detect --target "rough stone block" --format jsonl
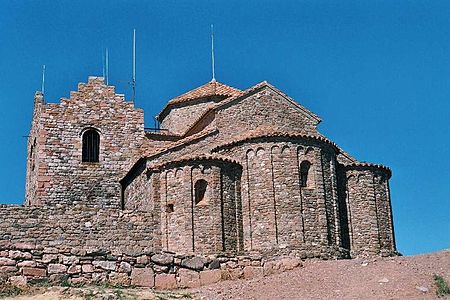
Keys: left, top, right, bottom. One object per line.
{"left": 151, "top": 253, "right": 173, "bottom": 265}
{"left": 17, "top": 260, "right": 36, "bottom": 268}
{"left": 109, "top": 272, "right": 130, "bottom": 286}
{"left": 22, "top": 267, "right": 46, "bottom": 277}
{"left": 48, "top": 263, "right": 67, "bottom": 274}
{"left": 0, "top": 240, "right": 12, "bottom": 250}
{"left": 67, "top": 265, "right": 82, "bottom": 274}
{"left": 199, "top": 269, "right": 221, "bottom": 285}
{"left": 70, "top": 276, "right": 89, "bottom": 285}
{"left": 61, "top": 255, "right": 79, "bottom": 265}
{"left": 136, "top": 255, "right": 148, "bottom": 265}
{"left": 0, "top": 266, "right": 18, "bottom": 273}
{"left": 181, "top": 257, "right": 206, "bottom": 271}
{"left": 155, "top": 273, "right": 177, "bottom": 289}
{"left": 9, "top": 250, "right": 32, "bottom": 260}
{"left": 14, "top": 242, "right": 35, "bottom": 250}
{"left": 9, "top": 275, "right": 27, "bottom": 287}
{"left": 42, "top": 254, "right": 58, "bottom": 263}
{"left": 81, "top": 264, "right": 94, "bottom": 273}
{"left": 131, "top": 268, "right": 154, "bottom": 287}
{"left": 93, "top": 260, "right": 116, "bottom": 271}
{"left": 177, "top": 269, "right": 200, "bottom": 288}
{"left": 280, "top": 257, "right": 302, "bottom": 271}
{"left": 0, "top": 257, "right": 16, "bottom": 266}
{"left": 118, "top": 261, "right": 132, "bottom": 273}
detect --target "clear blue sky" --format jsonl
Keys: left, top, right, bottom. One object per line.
{"left": 0, "top": 0, "right": 448, "bottom": 256}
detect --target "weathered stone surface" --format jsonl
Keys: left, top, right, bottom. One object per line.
{"left": 14, "top": 242, "right": 35, "bottom": 250}
{"left": 17, "top": 260, "right": 36, "bottom": 268}
{"left": 118, "top": 262, "right": 132, "bottom": 273}
{"left": 67, "top": 265, "right": 81, "bottom": 274}
{"left": 9, "top": 275, "right": 27, "bottom": 287}
{"left": 9, "top": 250, "right": 32, "bottom": 260}
{"left": 155, "top": 273, "right": 177, "bottom": 289}
{"left": 130, "top": 268, "right": 154, "bottom": 287}
{"left": 109, "top": 272, "right": 130, "bottom": 285}
{"left": 136, "top": 255, "right": 148, "bottom": 265}
{"left": 209, "top": 259, "right": 221, "bottom": 269}
{"left": 181, "top": 257, "right": 206, "bottom": 271}
{"left": 0, "top": 266, "right": 18, "bottom": 273}
{"left": 151, "top": 253, "right": 173, "bottom": 265}
{"left": 0, "top": 240, "right": 12, "bottom": 250}
{"left": 280, "top": 258, "right": 302, "bottom": 271}
{"left": 92, "top": 272, "right": 107, "bottom": 283}
{"left": 0, "top": 257, "right": 16, "bottom": 266}
{"left": 42, "top": 254, "right": 58, "bottom": 263}
{"left": 81, "top": 264, "right": 94, "bottom": 273}
{"left": 200, "top": 269, "right": 222, "bottom": 285}
{"left": 243, "top": 266, "right": 264, "bottom": 279}
{"left": 61, "top": 255, "right": 79, "bottom": 265}
{"left": 93, "top": 260, "right": 116, "bottom": 271}
{"left": 22, "top": 267, "right": 46, "bottom": 277}
{"left": 47, "top": 264, "right": 67, "bottom": 274}
{"left": 178, "top": 269, "right": 200, "bottom": 288}
{"left": 70, "top": 277, "right": 88, "bottom": 285}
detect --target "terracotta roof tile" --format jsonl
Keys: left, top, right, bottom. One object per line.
{"left": 211, "top": 130, "right": 340, "bottom": 153}
{"left": 168, "top": 81, "right": 242, "bottom": 105}
{"left": 147, "top": 154, "right": 241, "bottom": 172}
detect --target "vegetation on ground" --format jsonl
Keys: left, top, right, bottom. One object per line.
{"left": 434, "top": 274, "right": 450, "bottom": 298}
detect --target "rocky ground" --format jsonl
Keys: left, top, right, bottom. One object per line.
{"left": 1, "top": 249, "right": 449, "bottom": 300}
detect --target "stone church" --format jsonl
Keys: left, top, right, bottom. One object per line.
{"left": 25, "top": 76, "right": 396, "bottom": 258}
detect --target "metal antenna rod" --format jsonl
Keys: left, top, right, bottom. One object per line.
{"left": 102, "top": 51, "right": 105, "bottom": 79}
{"left": 105, "top": 48, "right": 109, "bottom": 85}
{"left": 211, "top": 24, "right": 216, "bottom": 82}
{"left": 41, "top": 65, "right": 46, "bottom": 95}
{"left": 132, "top": 29, "right": 136, "bottom": 102}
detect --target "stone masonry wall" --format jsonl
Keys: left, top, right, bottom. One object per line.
{"left": 0, "top": 240, "right": 304, "bottom": 289}
{"left": 25, "top": 77, "right": 145, "bottom": 208}
{"left": 24, "top": 92, "right": 44, "bottom": 206}
{"left": 0, "top": 205, "right": 155, "bottom": 254}
{"left": 343, "top": 167, "right": 396, "bottom": 257}
{"left": 144, "top": 161, "right": 243, "bottom": 255}
{"left": 214, "top": 137, "right": 343, "bottom": 255}
{"left": 215, "top": 87, "right": 319, "bottom": 139}
{"left": 160, "top": 99, "right": 216, "bottom": 135}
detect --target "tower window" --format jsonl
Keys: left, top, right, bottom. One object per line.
{"left": 300, "top": 161, "right": 311, "bottom": 188}
{"left": 82, "top": 129, "right": 100, "bottom": 162}
{"left": 194, "top": 179, "right": 208, "bottom": 205}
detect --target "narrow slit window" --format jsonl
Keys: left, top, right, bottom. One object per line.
{"left": 194, "top": 179, "right": 208, "bottom": 205}
{"left": 300, "top": 161, "right": 311, "bottom": 188}
{"left": 82, "top": 129, "right": 100, "bottom": 162}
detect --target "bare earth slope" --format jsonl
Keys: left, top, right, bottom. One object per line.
{"left": 190, "top": 249, "right": 450, "bottom": 300}
{"left": 4, "top": 250, "right": 449, "bottom": 300}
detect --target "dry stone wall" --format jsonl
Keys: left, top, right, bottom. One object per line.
{"left": 0, "top": 205, "right": 155, "bottom": 254}
{"left": 0, "top": 240, "right": 303, "bottom": 289}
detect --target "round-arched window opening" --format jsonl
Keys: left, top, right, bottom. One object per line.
{"left": 300, "top": 161, "right": 311, "bottom": 188}
{"left": 194, "top": 179, "right": 208, "bottom": 205}
{"left": 82, "top": 129, "right": 100, "bottom": 162}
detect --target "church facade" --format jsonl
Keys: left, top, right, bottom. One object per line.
{"left": 25, "top": 76, "right": 396, "bottom": 258}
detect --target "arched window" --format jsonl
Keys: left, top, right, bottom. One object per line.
{"left": 194, "top": 179, "right": 208, "bottom": 205}
{"left": 300, "top": 161, "right": 311, "bottom": 188}
{"left": 82, "top": 129, "right": 100, "bottom": 162}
